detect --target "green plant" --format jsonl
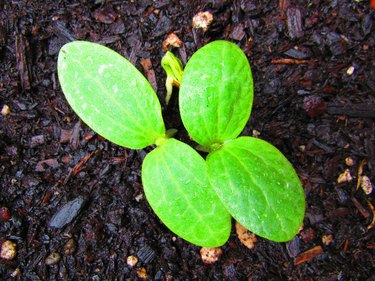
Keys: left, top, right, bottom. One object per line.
{"left": 57, "top": 40, "right": 305, "bottom": 247}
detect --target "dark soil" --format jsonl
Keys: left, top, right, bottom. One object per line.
{"left": 1, "top": 0, "right": 375, "bottom": 280}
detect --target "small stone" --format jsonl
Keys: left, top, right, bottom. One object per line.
{"left": 126, "top": 255, "right": 138, "bottom": 267}
{"left": 252, "top": 130, "right": 261, "bottom": 137}
{"left": 346, "top": 66, "right": 355, "bottom": 76}
{"left": 45, "top": 252, "right": 61, "bottom": 265}
{"left": 1, "top": 240, "right": 17, "bottom": 260}
{"left": 345, "top": 157, "right": 355, "bottom": 166}
{"left": 192, "top": 11, "right": 213, "bottom": 32}
{"left": 200, "top": 247, "right": 223, "bottom": 264}
{"left": 64, "top": 239, "right": 76, "bottom": 256}
{"left": 136, "top": 267, "right": 148, "bottom": 279}
{"left": 48, "top": 196, "right": 87, "bottom": 229}
{"left": 1, "top": 104, "right": 10, "bottom": 116}
{"left": 10, "top": 268, "right": 21, "bottom": 277}
{"left": 361, "top": 175, "right": 373, "bottom": 195}
{"left": 337, "top": 169, "right": 353, "bottom": 183}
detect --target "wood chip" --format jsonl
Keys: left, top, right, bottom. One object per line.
{"left": 140, "top": 58, "right": 158, "bottom": 92}
{"left": 35, "top": 159, "right": 59, "bottom": 172}
{"left": 286, "top": 7, "right": 304, "bottom": 39}
{"left": 367, "top": 200, "right": 375, "bottom": 230}
{"left": 15, "top": 34, "right": 31, "bottom": 91}
{"left": 328, "top": 104, "right": 375, "bottom": 118}
{"left": 294, "top": 245, "right": 323, "bottom": 265}
{"left": 235, "top": 221, "right": 257, "bottom": 249}
{"left": 70, "top": 120, "right": 81, "bottom": 150}
{"left": 72, "top": 151, "right": 95, "bottom": 176}
{"left": 271, "top": 58, "right": 310, "bottom": 64}
{"left": 351, "top": 197, "right": 370, "bottom": 218}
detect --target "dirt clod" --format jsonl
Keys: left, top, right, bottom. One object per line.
{"left": 200, "top": 247, "right": 223, "bottom": 264}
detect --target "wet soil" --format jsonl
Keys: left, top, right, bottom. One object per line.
{"left": 1, "top": 0, "right": 375, "bottom": 280}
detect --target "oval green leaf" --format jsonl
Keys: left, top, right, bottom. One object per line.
{"left": 206, "top": 137, "right": 305, "bottom": 242}
{"left": 57, "top": 41, "right": 165, "bottom": 149}
{"left": 142, "top": 138, "right": 231, "bottom": 247}
{"left": 179, "top": 40, "right": 253, "bottom": 149}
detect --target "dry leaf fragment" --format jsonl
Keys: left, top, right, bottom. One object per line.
{"left": 337, "top": 169, "right": 353, "bottom": 183}
{"left": 162, "top": 33, "right": 183, "bottom": 51}
{"left": 235, "top": 221, "right": 257, "bottom": 249}
{"left": 361, "top": 176, "right": 373, "bottom": 195}
{"left": 192, "top": 11, "right": 213, "bottom": 32}
{"left": 200, "top": 247, "right": 223, "bottom": 264}
{"left": 294, "top": 245, "right": 323, "bottom": 265}
{"left": 140, "top": 58, "right": 158, "bottom": 92}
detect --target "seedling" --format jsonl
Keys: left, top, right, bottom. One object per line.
{"left": 57, "top": 40, "right": 305, "bottom": 247}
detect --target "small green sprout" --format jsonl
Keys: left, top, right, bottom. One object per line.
{"left": 161, "top": 51, "right": 183, "bottom": 105}
{"left": 57, "top": 40, "right": 305, "bottom": 247}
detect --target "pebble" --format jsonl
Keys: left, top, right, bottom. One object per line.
{"left": 48, "top": 196, "right": 87, "bottom": 229}
{"left": 45, "top": 252, "right": 61, "bottom": 265}
{"left": 1, "top": 240, "right": 17, "bottom": 260}
{"left": 126, "top": 255, "right": 138, "bottom": 267}
{"left": 1, "top": 104, "right": 10, "bottom": 116}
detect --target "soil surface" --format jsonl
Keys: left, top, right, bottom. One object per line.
{"left": 1, "top": 0, "right": 375, "bottom": 280}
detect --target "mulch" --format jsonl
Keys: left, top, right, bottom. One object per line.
{"left": 1, "top": 0, "right": 374, "bottom": 280}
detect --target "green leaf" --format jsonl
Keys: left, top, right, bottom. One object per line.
{"left": 142, "top": 138, "right": 231, "bottom": 247}
{"left": 57, "top": 41, "right": 165, "bottom": 149}
{"left": 206, "top": 137, "right": 305, "bottom": 242}
{"left": 179, "top": 40, "right": 253, "bottom": 150}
